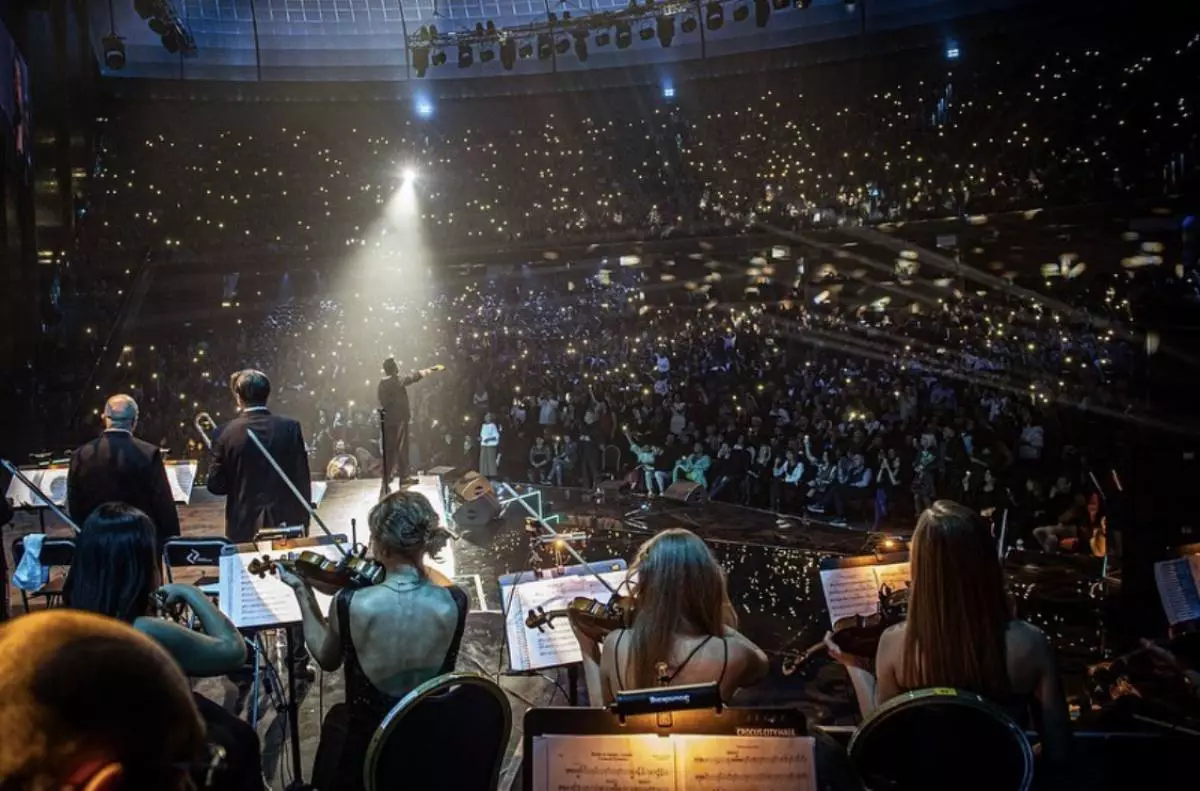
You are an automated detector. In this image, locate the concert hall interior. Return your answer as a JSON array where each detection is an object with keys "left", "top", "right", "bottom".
[{"left": 2, "top": 1, "right": 1200, "bottom": 790}]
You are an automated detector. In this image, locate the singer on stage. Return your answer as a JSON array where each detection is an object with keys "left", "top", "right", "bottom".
[
  {"left": 207, "top": 369, "right": 312, "bottom": 542},
  {"left": 378, "top": 357, "right": 439, "bottom": 488}
]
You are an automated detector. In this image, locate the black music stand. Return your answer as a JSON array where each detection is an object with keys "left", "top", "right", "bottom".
[
  {"left": 523, "top": 685, "right": 816, "bottom": 791},
  {"left": 219, "top": 533, "right": 349, "bottom": 790}
]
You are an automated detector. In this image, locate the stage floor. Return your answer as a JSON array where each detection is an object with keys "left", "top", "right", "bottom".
[{"left": 4, "top": 478, "right": 1114, "bottom": 790}]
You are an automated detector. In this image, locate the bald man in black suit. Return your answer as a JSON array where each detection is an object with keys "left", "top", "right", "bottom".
[{"left": 67, "top": 394, "right": 181, "bottom": 549}]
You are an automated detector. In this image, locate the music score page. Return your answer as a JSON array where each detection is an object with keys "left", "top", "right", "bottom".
[
  {"left": 819, "top": 561, "right": 910, "bottom": 625},
  {"left": 531, "top": 733, "right": 815, "bottom": 791},
  {"left": 218, "top": 545, "right": 340, "bottom": 629}
]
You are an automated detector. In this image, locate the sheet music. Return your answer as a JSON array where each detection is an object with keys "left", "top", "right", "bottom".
[
  {"left": 502, "top": 569, "right": 631, "bottom": 671},
  {"left": 5, "top": 466, "right": 69, "bottom": 508},
  {"left": 541, "top": 735, "right": 676, "bottom": 791},
  {"left": 819, "top": 562, "right": 910, "bottom": 625},
  {"left": 531, "top": 734, "right": 814, "bottom": 791},
  {"left": 164, "top": 461, "right": 197, "bottom": 504},
  {"left": 218, "top": 545, "right": 339, "bottom": 629},
  {"left": 676, "top": 735, "right": 816, "bottom": 791},
  {"left": 1154, "top": 556, "right": 1200, "bottom": 626}
]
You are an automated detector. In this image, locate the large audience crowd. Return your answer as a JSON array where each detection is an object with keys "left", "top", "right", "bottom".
[{"left": 6, "top": 13, "right": 1200, "bottom": 791}]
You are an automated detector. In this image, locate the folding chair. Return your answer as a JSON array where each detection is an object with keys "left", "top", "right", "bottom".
[
  {"left": 11, "top": 536, "right": 76, "bottom": 613},
  {"left": 162, "top": 536, "right": 234, "bottom": 598}
]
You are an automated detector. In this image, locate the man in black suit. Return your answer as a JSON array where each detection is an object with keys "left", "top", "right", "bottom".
[
  {"left": 67, "top": 394, "right": 181, "bottom": 549},
  {"left": 377, "top": 357, "right": 437, "bottom": 489},
  {"left": 207, "top": 370, "right": 312, "bottom": 543}
]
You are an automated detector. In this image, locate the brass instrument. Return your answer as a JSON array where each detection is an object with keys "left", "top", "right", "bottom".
[{"left": 194, "top": 412, "right": 217, "bottom": 450}]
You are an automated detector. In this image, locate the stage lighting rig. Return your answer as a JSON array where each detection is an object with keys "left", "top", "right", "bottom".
[
  {"left": 755, "top": 0, "right": 770, "bottom": 26},
  {"left": 573, "top": 30, "right": 589, "bottom": 61},
  {"left": 616, "top": 22, "right": 633, "bottom": 49},
  {"left": 458, "top": 43, "right": 474, "bottom": 68},
  {"left": 133, "top": 0, "right": 196, "bottom": 57},
  {"left": 681, "top": 16, "right": 698, "bottom": 33},
  {"left": 732, "top": 3, "right": 750, "bottom": 22},
  {"left": 639, "top": 25, "right": 655, "bottom": 41},
  {"left": 538, "top": 33, "right": 553, "bottom": 59},
  {"left": 501, "top": 37, "right": 518, "bottom": 69},
  {"left": 596, "top": 30, "right": 612, "bottom": 46},
  {"left": 555, "top": 36, "right": 571, "bottom": 55}
]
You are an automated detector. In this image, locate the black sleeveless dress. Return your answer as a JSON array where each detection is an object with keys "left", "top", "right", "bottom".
[{"left": 310, "top": 584, "right": 469, "bottom": 791}]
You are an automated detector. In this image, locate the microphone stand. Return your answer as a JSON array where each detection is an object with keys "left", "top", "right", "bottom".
[{"left": 1, "top": 459, "right": 81, "bottom": 534}]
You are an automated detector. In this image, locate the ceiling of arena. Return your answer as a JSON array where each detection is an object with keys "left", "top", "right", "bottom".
[{"left": 91, "top": 0, "right": 1027, "bottom": 82}]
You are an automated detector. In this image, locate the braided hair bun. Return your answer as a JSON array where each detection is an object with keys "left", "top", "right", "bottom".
[{"left": 368, "top": 490, "right": 439, "bottom": 559}]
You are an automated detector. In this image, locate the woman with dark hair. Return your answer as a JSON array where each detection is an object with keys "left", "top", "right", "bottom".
[
  {"left": 827, "top": 500, "right": 1070, "bottom": 762},
  {"left": 279, "top": 489, "right": 467, "bottom": 791},
  {"left": 63, "top": 502, "right": 246, "bottom": 674},
  {"left": 572, "top": 528, "right": 768, "bottom": 705},
  {"left": 62, "top": 502, "right": 260, "bottom": 790}
]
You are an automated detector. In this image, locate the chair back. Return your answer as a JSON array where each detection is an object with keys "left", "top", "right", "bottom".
[
  {"left": 364, "top": 672, "right": 511, "bottom": 791},
  {"left": 161, "top": 537, "right": 233, "bottom": 583},
  {"left": 12, "top": 536, "right": 77, "bottom": 571},
  {"left": 848, "top": 687, "right": 1033, "bottom": 791}
]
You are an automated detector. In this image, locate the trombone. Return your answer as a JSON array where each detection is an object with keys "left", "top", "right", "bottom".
[{"left": 194, "top": 412, "right": 217, "bottom": 450}]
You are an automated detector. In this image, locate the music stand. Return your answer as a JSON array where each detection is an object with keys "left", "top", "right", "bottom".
[
  {"left": 523, "top": 685, "right": 817, "bottom": 791},
  {"left": 218, "top": 533, "right": 348, "bottom": 787}
]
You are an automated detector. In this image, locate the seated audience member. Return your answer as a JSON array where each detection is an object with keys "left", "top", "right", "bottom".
[
  {"left": 279, "top": 489, "right": 467, "bottom": 791},
  {"left": 0, "top": 609, "right": 206, "bottom": 791},
  {"left": 673, "top": 442, "right": 713, "bottom": 488},
  {"left": 62, "top": 503, "right": 261, "bottom": 791},
  {"left": 1034, "top": 491, "right": 1106, "bottom": 556},
  {"left": 572, "top": 528, "right": 769, "bottom": 705},
  {"left": 827, "top": 501, "right": 1069, "bottom": 763}
]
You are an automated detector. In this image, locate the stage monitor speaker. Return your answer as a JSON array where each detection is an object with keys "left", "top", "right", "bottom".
[
  {"left": 599, "top": 479, "right": 631, "bottom": 496},
  {"left": 453, "top": 472, "right": 495, "bottom": 502},
  {"left": 663, "top": 480, "right": 708, "bottom": 505},
  {"left": 451, "top": 497, "right": 500, "bottom": 529}
]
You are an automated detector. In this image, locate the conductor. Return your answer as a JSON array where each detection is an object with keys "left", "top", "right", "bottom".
[
  {"left": 207, "top": 370, "right": 312, "bottom": 542},
  {"left": 378, "top": 358, "right": 439, "bottom": 488}
]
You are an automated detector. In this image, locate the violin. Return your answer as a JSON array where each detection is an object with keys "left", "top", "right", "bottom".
[
  {"left": 783, "top": 584, "right": 909, "bottom": 675},
  {"left": 525, "top": 594, "right": 637, "bottom": 643},
  {"left": 248, "top": 549, "right": 386, "bottom": 597}
]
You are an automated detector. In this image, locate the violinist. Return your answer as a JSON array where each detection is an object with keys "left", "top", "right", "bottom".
[
  {"left": 826, "top": 501, "right": 1070, "bottom": 764},
  {"left": 570, "top": 528, "right": 769, "bottom": 705},
  {"left": 277, "top": 489, "right": 466, "bottom": 791}
]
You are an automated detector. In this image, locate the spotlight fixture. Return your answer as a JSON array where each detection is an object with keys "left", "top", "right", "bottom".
[
  {"left": 458, "top": 43, "right": 473, "bottom": 68},
  {"left": 772, "top": 0, "right": 788, "bottom": 8},
  {"left": 486, "top": 20, "right": 497, "bottom": 34},
  {"left": 793, "top": 0, "right": 811, "bottom": 6},
  {"left": 656, "top": 14, "right": 675, "bottom": 47},
  {"left": 595, "top": 30, "right": 611, "bottom": 46},
  {"left": 432, "top": 50, "right": 447, "bottom": 66},
  {"left": 705, "top": 2, "right": 724, "bottom": 30},
  {"left": 573, "top": 30, "right": 589, "bottom": 61},
  {"left": 844, "top": 0, "right": 857, "bottom": 8},
  {"left": 616, "top": 22, "right": 632, "bottom": 49},
  {"left": 134, "top": 0, "right": 197, "bottom": 57},
  {"left": 732, "top": 3, "right": 750, "bottom": 22},
  {"left": 754, "top": 0, "right": 769, "bottom": 27},
  {"left": 681, "top": 16, "right": 697, "bottom": 33},
  {"left": 639, "top": 25, "right": 655, "bottom": 41},
  {"left": 501, "top": 37, "right": 517, "bottom": 69},
  {"left": 480, "top": 47, "right": 495, "bottom": 63},
  {"left": 518, "top": 41, "right": 534, "bottom": 59},
  {"left": 102, "top": 34, "right": 126, "bottom": 70},
  {"left": 537, "top": 32, "right": 552, "bottom": 59},
  {"left": 412, "top": 45, "right": 429, "bottom": 77},
  {"left": 555, "top": 36, "right": 570, "bottom": 55}
]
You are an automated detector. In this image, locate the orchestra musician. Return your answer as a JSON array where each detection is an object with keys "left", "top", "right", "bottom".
[
  {"left": 826, "top": 500, "right": 1070, "bottom": 764},
  {"left": 377, "top": 357, "right": 438, "bottom": 489},
  {"left": 67, "top": 394, "right": 181, "bottom": 550},
  {"left": 276, "top": 489, "right": 467, "bottom": 791},
  {"left": 206, "top": 370, "right": 312, "bottom": 542},
  {"left": 570, "top": 528, "right": 769, "bottom": 705}
]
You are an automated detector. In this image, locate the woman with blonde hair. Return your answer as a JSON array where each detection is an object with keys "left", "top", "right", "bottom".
[
  {"left": 827, "top": 500, "right": 1069, "bottom": 762},
  {"left": 280, "top": 489, "right": 465, "bottom": 791},
  {"left": 572, "top": 528, "right": 768, "bottom": 705}
]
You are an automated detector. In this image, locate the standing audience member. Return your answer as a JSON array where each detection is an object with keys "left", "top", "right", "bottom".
[
  {"left": 528, "top": 435, "right": 552, "bottom": 483},
  {"left": 0, "top": 610, "right": 206, "bottom": 791},
  {"left": 279, "top": 490, "right": 467, "bottom": 791},
  {"left": 827, "top": 501, "right": 1070, "bottom": 765},
  {"left": 479, "top": 412, "right": 500, "bottom": 477},
  {"left": 67, "top": 394, "right": 181, "bottom": 550}
]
